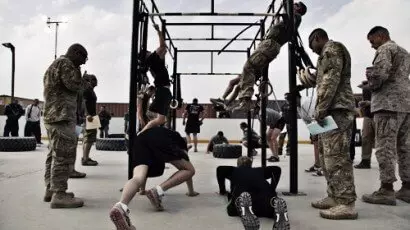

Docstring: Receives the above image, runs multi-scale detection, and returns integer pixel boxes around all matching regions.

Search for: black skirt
[131,127,189,178]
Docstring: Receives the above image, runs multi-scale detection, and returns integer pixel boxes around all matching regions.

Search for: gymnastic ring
[255,78,261,86]
[259,81,273,97]
[170,99,179,109]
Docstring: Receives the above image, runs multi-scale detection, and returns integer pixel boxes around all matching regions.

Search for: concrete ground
[0,142,409,230]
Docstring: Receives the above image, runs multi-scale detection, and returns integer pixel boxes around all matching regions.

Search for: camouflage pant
[44,121,77,192]
[374,112,410,183]
[318,110,357,205]
[238,39,281,99]
[361,117,375,160]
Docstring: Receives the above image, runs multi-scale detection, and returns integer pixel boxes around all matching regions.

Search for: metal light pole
[2,43,15,101]
[46,17,67,60]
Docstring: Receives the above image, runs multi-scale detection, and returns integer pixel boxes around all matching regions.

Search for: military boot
[354,159,370,169]
[69,170,86,178]
[362,183,396,205]
[319,203,358,220]
[50,192,84,209]
[396,181,410,203]
[44,188,75,202]
[311,197,337,209]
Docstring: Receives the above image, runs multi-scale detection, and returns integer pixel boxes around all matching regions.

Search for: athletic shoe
[146,188,164,211]
[272,197,290,230]
[109,203,136,230]
[235,192,260,230]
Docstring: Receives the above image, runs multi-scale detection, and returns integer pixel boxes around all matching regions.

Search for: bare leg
[267,129,278,158]
[139,178,147,195]
[193,133,198,152]
[186,178,199,197]
[120,165,149,205]
[82,142,92,160]
[186,133,192,143]
[158,159,195,192]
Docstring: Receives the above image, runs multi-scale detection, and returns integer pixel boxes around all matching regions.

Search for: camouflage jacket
[368,41,410,113]
[314,40,355,120]
[43,56,88,124]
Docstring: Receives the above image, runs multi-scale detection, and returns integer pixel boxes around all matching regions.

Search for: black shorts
[185,120,200,134]
[131,127,189,178]
[269,117,286,131]
[149,87,172,116]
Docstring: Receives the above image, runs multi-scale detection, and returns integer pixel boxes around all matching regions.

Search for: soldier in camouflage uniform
[228,1,307,111]
[43,43,89,209]
[301,28,358,219]
[361,26,410,205]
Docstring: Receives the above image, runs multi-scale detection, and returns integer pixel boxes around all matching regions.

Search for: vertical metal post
[211,25,214,39]
[260,20,268,168]
[211,0,215,13]
[54,23,59,60]
[211,52,214,73]
[11,47,15,101]
[172,47,178,131]
[128,0,142,179]
[246,48,253,158]
[287,0,300,195]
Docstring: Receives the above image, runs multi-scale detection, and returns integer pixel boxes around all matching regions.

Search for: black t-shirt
[83,88,97,116]
[185,104,204,122]
[146,51,170,87]
[231,167,271,197]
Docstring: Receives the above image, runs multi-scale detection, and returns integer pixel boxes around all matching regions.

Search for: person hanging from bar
[138,22,172,135]
[224,1,307,111]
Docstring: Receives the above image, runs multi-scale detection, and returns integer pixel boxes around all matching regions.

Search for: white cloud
[0,0,408,104]
[52,0,78,8]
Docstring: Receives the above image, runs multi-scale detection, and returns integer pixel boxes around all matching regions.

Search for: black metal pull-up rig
[129,0,304,196]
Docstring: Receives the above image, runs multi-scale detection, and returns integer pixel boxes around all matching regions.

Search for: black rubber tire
[0,137,37,152]
[108,134,125,138]
[96,138,127,151]
[213,144,242,159]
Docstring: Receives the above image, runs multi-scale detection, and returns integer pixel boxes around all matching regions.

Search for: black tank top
[146,51,171,87]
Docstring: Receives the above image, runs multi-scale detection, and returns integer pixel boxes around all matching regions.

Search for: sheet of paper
[306,116,338,135]
[75,125,83,136]
[86,115,101,130]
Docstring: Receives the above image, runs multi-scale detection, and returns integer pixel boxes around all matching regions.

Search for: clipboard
[306,116,338,135]
[86,115,101,130]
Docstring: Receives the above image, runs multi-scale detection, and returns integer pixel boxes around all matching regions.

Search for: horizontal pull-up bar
[166,22,261,26]
[179,73,241,75]
[166,38,255,41]
[179,49,247,53]
[149,12,277,16]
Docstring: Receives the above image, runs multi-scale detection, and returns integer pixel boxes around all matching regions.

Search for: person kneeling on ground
[239,122,261,156]
[109,127,199,230]
[206,131,229,154]
[216,156,289,230]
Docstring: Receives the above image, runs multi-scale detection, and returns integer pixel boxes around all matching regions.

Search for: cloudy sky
[0,0,409,103]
